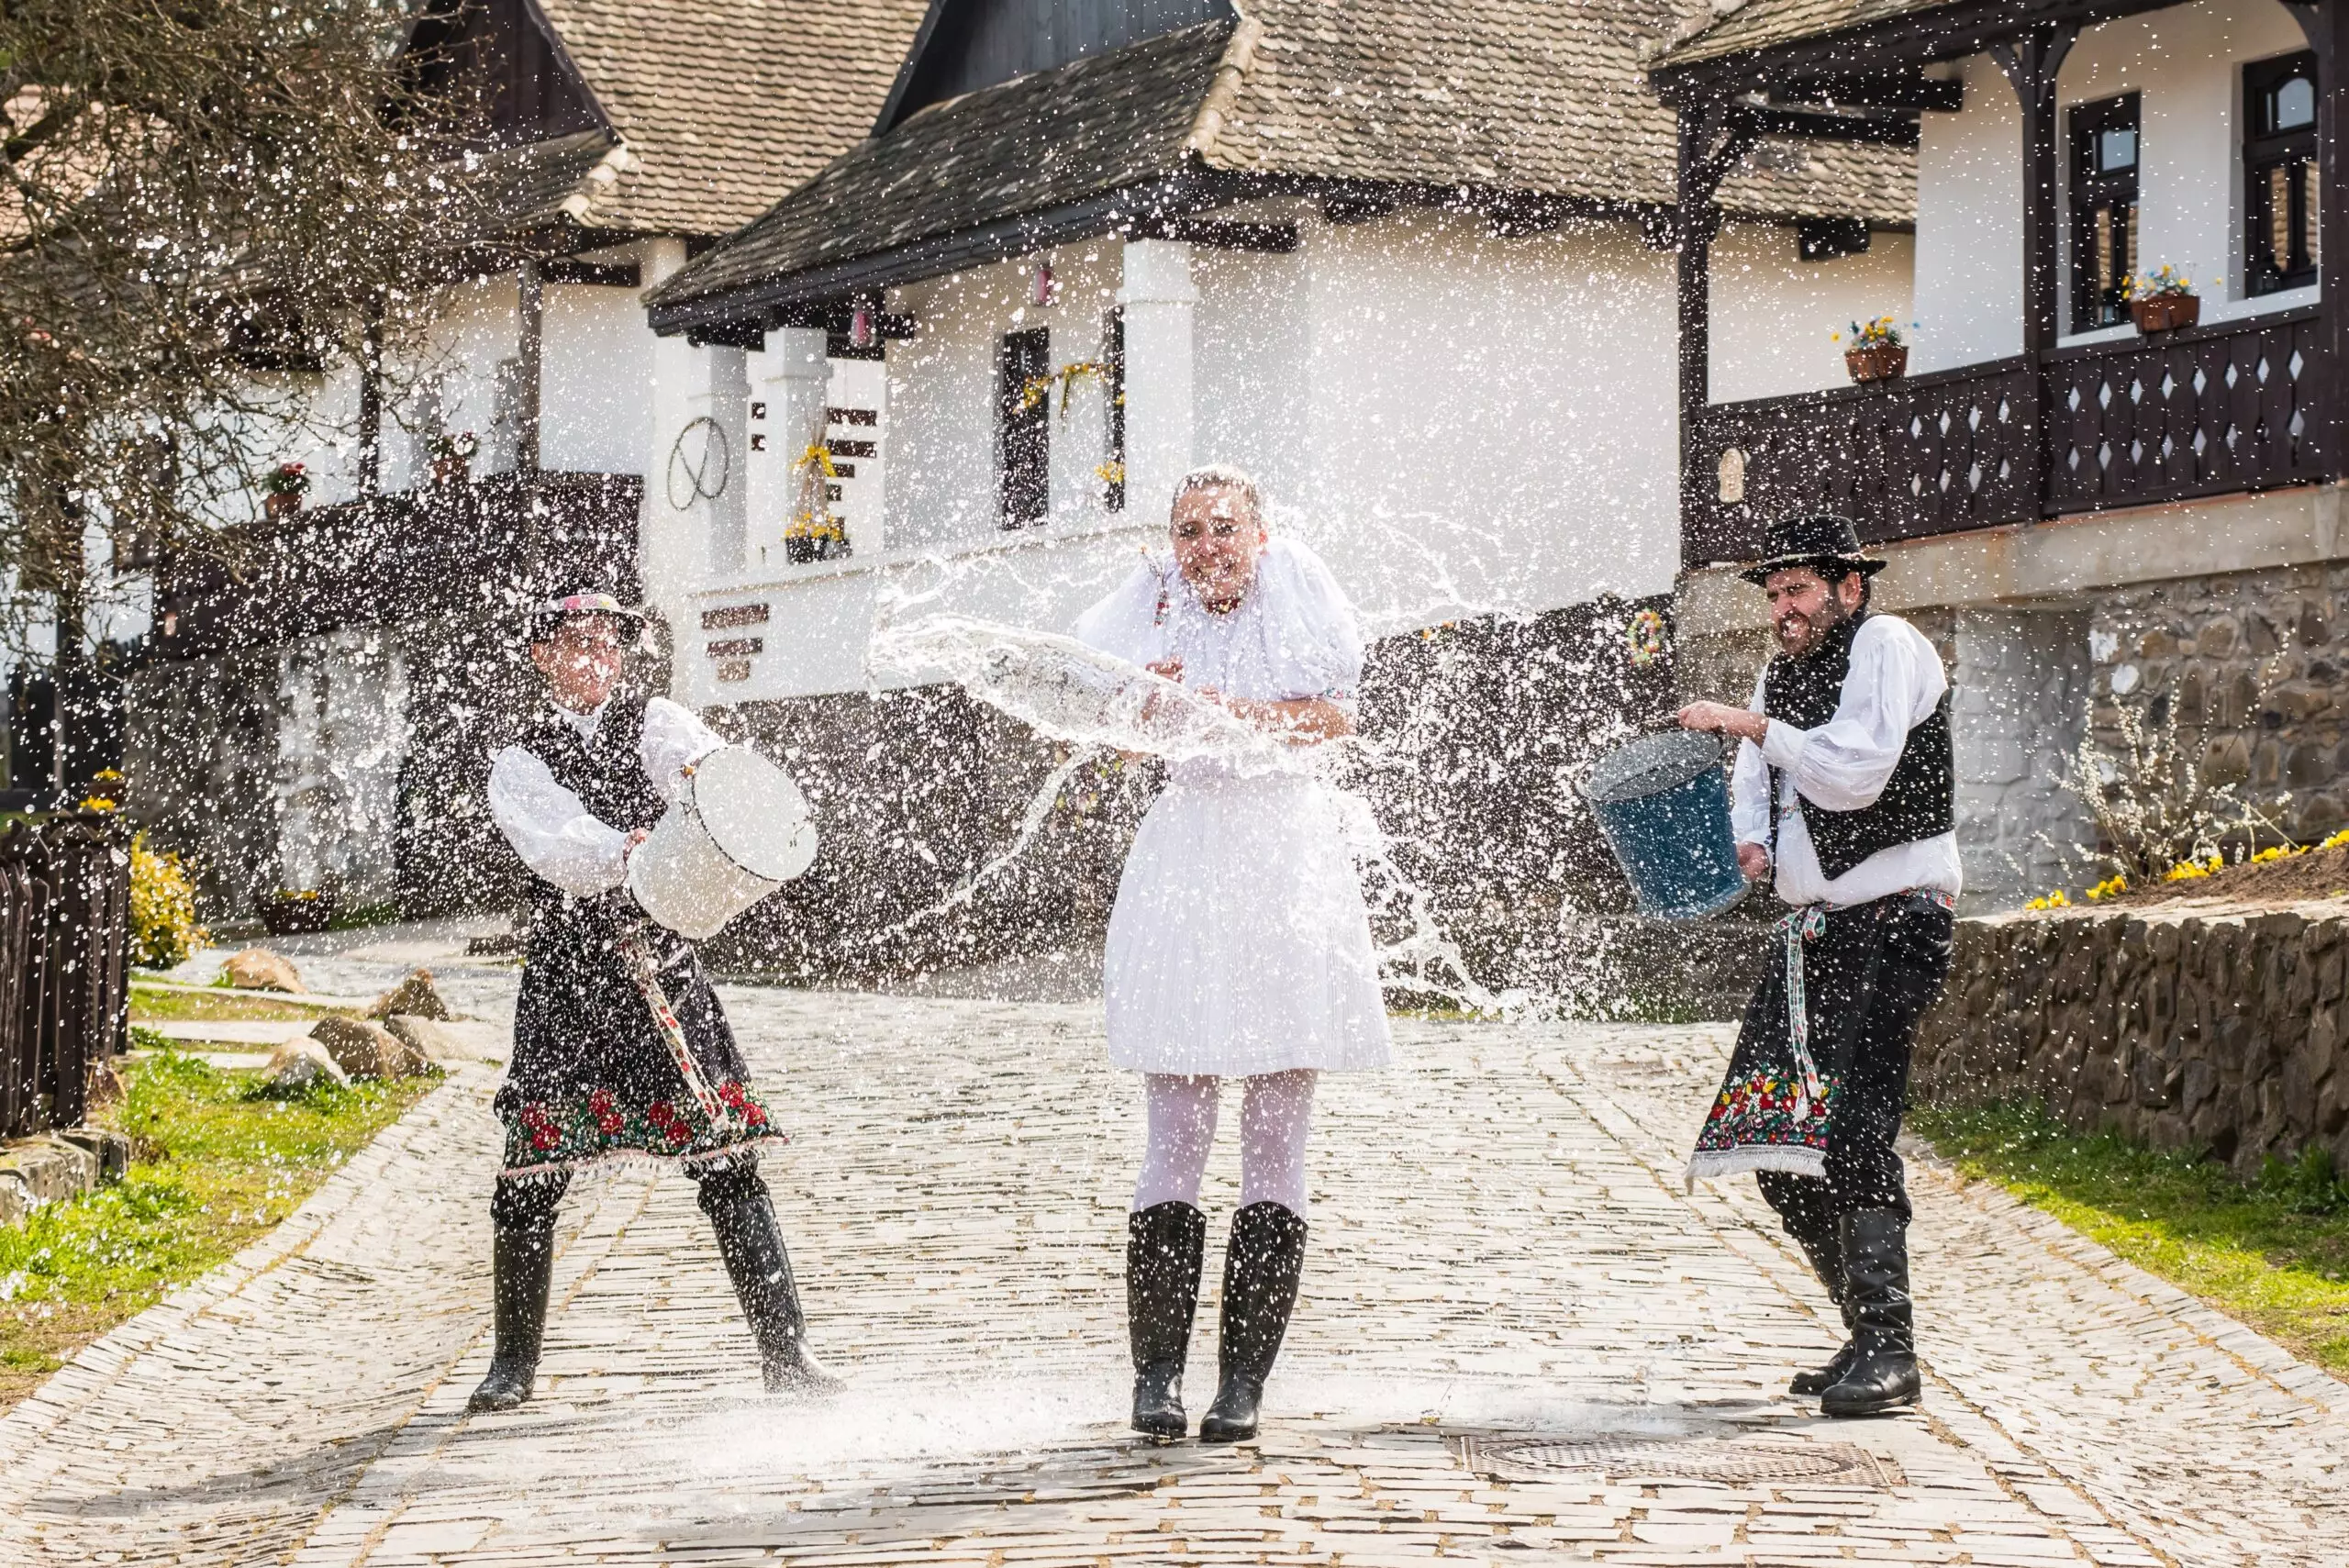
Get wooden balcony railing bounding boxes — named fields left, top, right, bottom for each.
left=150, top=471, right=643, bottom=661
left=1685, top=305, right=2331, bottom=566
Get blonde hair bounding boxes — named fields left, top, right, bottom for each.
left=1170, top=463, right=1263, bottom=526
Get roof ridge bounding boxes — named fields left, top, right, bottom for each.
left=1185, top=7, right=1264, bottom=165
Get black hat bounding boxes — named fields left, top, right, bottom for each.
left=1737, top=512, right=1887, bottom=585
left=526, top=589, right=647, bottom=643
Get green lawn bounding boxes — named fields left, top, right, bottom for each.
left=1913, top=1100, right=2349, bottom=1378
left=126, top=984, right=355, bottom=1024
left=0, top=1050, right=439, bottom=1412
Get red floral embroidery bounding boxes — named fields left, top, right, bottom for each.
left=743, top=1103, right=767, bottom=1129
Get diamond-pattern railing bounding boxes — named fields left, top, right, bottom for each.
left=2043, top=306, right=2325, bottom=512
left=1685, top=305, right=2331, bottom=569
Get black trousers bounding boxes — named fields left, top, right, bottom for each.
left=1754, top=892, right=1953, bottom=1236
left=491, top=1153, right=769, bottom=1231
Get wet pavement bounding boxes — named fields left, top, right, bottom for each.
left=8, top=951, right=2348, bottom=1565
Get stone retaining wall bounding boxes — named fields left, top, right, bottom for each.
left=1916, top=902, right=2349, bottom=1173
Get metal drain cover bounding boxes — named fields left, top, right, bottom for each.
left=1452, top=1434, right=1903, bottom=1489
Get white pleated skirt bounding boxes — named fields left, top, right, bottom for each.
left=1103, top=767, right=1393, bottom=1076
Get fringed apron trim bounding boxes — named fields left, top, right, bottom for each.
left=1683, top=1142, right=1829, bottom=1193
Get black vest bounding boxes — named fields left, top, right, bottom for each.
left=1760, top=613, right=1954, bottom=881
left=515, top=696, right=665, bottom=911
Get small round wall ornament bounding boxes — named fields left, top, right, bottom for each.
left=1625, top=608, right=1669, bottom=669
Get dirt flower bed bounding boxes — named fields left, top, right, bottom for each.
left=0, top=1051, right=438, bottom=1412
left=2098, top=844, right=2349, bottom=908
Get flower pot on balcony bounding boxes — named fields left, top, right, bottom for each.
left=262, top=493, right=303, bottom=519
left=431, top=457, right=471, bottom=486
left=1845, top=345, right=1909, bottom=384
left=2131, top=294, right=2201, bottom=334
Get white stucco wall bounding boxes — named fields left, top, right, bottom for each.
left=1909, top=0, right=2317, bottom=372
left=686, top=203, right=1768, bottom=704
left=542, top=271, right=654, bottom=475
left=1709, top=223, right=1919, bottom=402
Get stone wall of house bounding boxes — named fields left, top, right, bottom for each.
left=1949, top=607, right=2095, bottom=910
left=2087, top=562, right=2349, bottom=840
left=1916, top=903, right=2349, bottom=1174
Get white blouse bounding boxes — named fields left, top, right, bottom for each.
left=1728, top=613, right=1964, bottom=908
left=487, top=696, right=726, bottom=897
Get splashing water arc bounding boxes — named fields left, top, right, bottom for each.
left=866, top=610, right=1530, bottom=1016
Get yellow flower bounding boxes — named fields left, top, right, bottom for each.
left=78, top=795, right=117, bottom=812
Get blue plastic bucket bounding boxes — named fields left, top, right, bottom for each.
left=1578, top=730, right=1749, bottom=920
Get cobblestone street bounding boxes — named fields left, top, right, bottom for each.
left=5, top=987, right=2347, bottom=1566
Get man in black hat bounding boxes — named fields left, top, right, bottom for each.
left=469, top=588, right=836, bottom=1411
left=1675, top=514, right=1957, bottom=1418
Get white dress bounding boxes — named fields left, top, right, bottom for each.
left=1075, top=538, right=1393, bottom=1076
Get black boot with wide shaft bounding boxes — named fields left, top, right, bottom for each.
left=1787, top=1221, right=1854, bottom=1398
left=468, top=1217, right=556, bottom=1412
left=1821, top=1209, right=1921, bottom=1418
left=1128, top=1202, right=1208, bottom=1438
left=707, top=1184, right=843, bottom=1397
left=1199, top=1202, right=1308, bottom=1444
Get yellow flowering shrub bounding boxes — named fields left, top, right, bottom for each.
left=2025, top=889, right=2073, bottom=911
left=128, top=833, right=206, bottom=970
left=2085, top=874, right=2128, bottom=901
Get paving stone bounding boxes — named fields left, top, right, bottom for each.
left=1, top=995, right=2345, bottom=1564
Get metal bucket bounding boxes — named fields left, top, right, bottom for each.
left=626, top=746, right=818, bottom=940
left=1578, top=730, right=1748, bottom=920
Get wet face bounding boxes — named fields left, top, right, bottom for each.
left=1169, top=484, right=1266, bottom=611
left=530, top=614, right=626, bottom=712
left=1764, top=566, right=1865, bottom=658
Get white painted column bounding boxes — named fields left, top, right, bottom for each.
left=640, top=239, right=706, bottom=626
left=698, top=344, right=751, bottom=576
left=749, top=326, right=831, bottom=568
left=1117, top=239, right=1197, bottom=526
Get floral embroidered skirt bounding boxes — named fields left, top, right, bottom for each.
left=497, top=902, right=785, bottom=1180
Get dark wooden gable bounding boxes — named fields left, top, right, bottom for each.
left=879, top=0, right=1232, bottom=130
left=405, top=0, right=607, bottom=151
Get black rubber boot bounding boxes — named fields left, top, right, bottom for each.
left=1821, top=1209, right=1921, bottom=1418
left=1198, top=1202, right=1307, bottom=1444
left=468, top=1216, right=556, bottom=1412
left=1787, top=1222, right=1854, bottom=1397
left=1128, top=1202, right=1207, bottom=1438
left=707, top=1184, right=842, bottom=1397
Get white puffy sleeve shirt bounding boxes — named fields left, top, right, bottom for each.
left=1727, top=614, right=1963, bottom=908
left=487, top=696, right=727, bottom=897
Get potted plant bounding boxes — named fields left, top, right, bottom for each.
left=783, top=510, right=847, bottom=563
left=429, top=429, right=478, bottom=486
left=1835, top=317, right=1910, bottom=384
left=2125, top=266, right=2200, bottom=333
left=262, top=461, right=309, bottom=518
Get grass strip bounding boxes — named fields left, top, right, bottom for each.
left=127, top=984, right=357, bottom=1024
left=0, top=1050, right=438, bottom=1412
left=1912, top=1099, right=2349, bottom=1378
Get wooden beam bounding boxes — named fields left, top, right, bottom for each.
left=516, top=260, right=542, bottom=476
left=1131, top=217, right=1300, bottom=252
left=1773, top=72, right=1964, bottom=112
left=1992, top=25, right=2076, bottom=358
left=2303, top=0, right=2348, bottom=475
left=1677, top=98, right=1756, bottom=564
left=1731, top=103, right=1921, bottom=147
left=540, top=257, right=641, bottom=287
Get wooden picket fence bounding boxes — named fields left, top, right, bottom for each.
left=0, top=813, right=131, bottom=1139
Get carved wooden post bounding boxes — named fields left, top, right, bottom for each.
left=1994, top=25, right=2076, bottom=518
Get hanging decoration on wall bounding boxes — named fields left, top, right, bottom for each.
left=666, top=416, right=729, bottom=511
left=848, top=306, right=876, bottom=350
left=1030, top=261, right=1058, bottom=308
left=1625, top=608, right=1670, bottom=670
left=785, top=406, right=845, bottom=563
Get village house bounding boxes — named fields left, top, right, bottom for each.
left=637, top=0, right=1920, bottom=972
left=125, top=0, right=926, bottom=919
left=1656, top=0, right=2349, bottom=908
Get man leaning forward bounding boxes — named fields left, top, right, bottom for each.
left=1676, top=513, right=1958, bottom=1419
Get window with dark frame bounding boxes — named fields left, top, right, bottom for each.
left=2069, top=93, right=2142, bottom=332
left=2245, top=50, right=2320, bottom=296
left=1103, top=308, right=1126, bottom=514
left=997, top=328, right=1052, bottom=528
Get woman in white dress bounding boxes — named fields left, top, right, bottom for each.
left=1075, top=465, right=1391, bottom=1442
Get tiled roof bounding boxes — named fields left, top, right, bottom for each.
left=651, top=0, right=1913, bottom=312
left=653, top=19, right=1239, bottom=307
left=1658, top=0, right=1957, bottom=71
left=536, top=0, right=930, bottom=237
left=467, top=128, right=636, bottom=237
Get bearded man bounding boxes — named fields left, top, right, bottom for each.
left=1675, top=513, right=1957, bottom=1418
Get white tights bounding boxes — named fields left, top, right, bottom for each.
left=1131, top=1070, right=1318, bottom=1216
